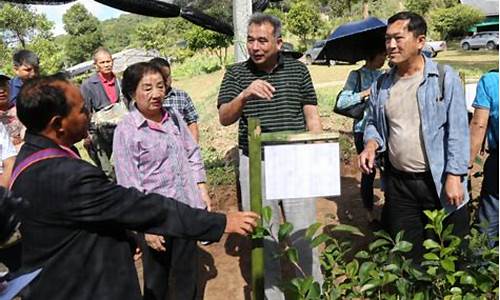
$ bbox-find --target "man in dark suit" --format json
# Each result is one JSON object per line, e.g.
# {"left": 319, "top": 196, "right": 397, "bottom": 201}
{"left": 11, "top": 74, "right": 258, "bottom": 300}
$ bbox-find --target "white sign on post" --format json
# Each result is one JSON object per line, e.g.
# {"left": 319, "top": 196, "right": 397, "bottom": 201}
{"left": 263, "top": 143, "right": 341, "bottom": 200}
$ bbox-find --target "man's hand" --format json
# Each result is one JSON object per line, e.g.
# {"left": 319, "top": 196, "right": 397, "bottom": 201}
{"left": 360, "top": 88, "right": 371, "bottom": 100}
{"left": 241, "top": 79, "right": 275, "bottom": 101}
{"left": 133, "top": 247, "right": 142, "bottom": 261}
{"left": 358, "top": 140, "right": 379, "bottom": 174}
{"left": 445, "top": 174, "right": 465, "bottom": 207}
{"left": 198, "top": 183, "right": 212, "bottom": 212}
{"left": 144, "top": 233, "right": 166, "bottom": 252}
{"left": 225, "top": 211, "right": 259, "bottom": 235}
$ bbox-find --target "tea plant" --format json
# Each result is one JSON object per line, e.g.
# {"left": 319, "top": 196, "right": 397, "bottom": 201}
{"left": 254, "top": 207, "right": 499, "bottom": 299}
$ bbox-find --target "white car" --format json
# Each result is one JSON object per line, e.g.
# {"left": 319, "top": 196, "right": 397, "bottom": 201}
{"left": 304, "top": 40, "right": 334, "bottom": 65}
{"left": 423, "top": 40, "right": 447, "bottom": 57}
{"left": 460, "top": 31, "right": 499, "bottom": 50}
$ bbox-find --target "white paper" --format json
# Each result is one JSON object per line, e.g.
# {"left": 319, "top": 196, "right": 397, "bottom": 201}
{"left": 264, "top": 143, "right": 341, "bottom": 200}
{"left": 465, "top": 83, "right": 477, "bottom": 113}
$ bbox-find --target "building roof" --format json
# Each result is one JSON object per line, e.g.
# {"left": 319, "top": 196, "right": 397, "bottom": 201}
{"left": 461, "top": 0, "right": 499, "bottom": 17}
{"left": 65, "top": 48, "right": 160, "bottom": 77}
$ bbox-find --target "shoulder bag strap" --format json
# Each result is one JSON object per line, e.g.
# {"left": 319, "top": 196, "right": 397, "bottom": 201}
{"left": 9, "top": 148, "right": 73, "bottom": 190}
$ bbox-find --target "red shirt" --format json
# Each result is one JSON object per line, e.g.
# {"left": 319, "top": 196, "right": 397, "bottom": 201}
{"left": 98, "top": 72, "right": 118, "bottom": 104}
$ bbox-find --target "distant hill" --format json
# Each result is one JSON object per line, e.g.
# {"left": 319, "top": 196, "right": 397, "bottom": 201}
{"left": 101, "top": 14, "right": 155, "bottom": 53}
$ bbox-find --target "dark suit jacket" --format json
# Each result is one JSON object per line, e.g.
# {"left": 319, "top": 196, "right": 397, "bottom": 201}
{"left": 80, "top": 73, "right": 121, "bottom": 113}
{"left": 12, "top": 133, "right": 226, "bottom": 300}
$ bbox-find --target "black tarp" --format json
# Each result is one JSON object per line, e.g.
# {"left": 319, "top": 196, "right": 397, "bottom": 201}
{"left": 1, "top": 0, "right": 273, "bottom": 36}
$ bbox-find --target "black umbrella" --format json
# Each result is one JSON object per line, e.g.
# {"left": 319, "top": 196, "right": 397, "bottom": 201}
{"left": 317, "top": 17, "right": 387, "bottom": 63}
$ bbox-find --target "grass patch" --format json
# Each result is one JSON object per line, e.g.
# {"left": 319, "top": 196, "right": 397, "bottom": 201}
{"left": 435, "top": 47, "right": 499, "bottom": 79}
{"left": 316, "top": 85, "right": 342, "bottom": 117}
{"left": 202, "top": 147, "right": 236, "bottom": 186}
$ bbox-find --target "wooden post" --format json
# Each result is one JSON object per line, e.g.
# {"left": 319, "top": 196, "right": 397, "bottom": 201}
{"left": 248, "top": 118, "right": 264, "bottom": 300}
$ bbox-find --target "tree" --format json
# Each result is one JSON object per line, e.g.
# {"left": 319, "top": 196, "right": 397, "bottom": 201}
{"left": 62, "top": 4, "right": 103, "bottom": 65}
{"left": 430, "top": 4, "right": 484, "bottom": 39}
{"left": 0, "top": 3, "right": 53, "bottom": 48}
{"left": 185, "top": 27, "right": 232, "bottom": 65}
{"left": 134, "top": 18, "right": 194, "bottom": 62}
{"left": 101, "top": 14, "right": 151, "bottom": 53}
{"left": 29, "top": 37, "right": 64, "bottom": 74}
{"left": 404, "top": 0, "right": 432, "bottom": 16}
{"left": 0, "top": 3, "right": 63, "bottom": 75}
{"left": 287, "top": 0, "right": 323, "bottom": 50}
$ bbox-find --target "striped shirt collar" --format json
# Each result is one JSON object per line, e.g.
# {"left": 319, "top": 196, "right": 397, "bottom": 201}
{"left": 247, "top": 52, "right": 285, "bottom": 74}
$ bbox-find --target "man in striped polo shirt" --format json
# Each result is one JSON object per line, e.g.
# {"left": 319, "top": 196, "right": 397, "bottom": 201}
{"left": 217, "top": 13, "right": 322, "bottom": 300}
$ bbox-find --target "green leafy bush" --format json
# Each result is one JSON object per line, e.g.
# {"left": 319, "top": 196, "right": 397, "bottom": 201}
{"left": 254, "top": 208, "right": 499, "bottom": 299}
{"left": 171, "top": 54, "right": 222, "bottom": 79}
{"left": 430, "top": 5, "right": 484, "bottom": 40}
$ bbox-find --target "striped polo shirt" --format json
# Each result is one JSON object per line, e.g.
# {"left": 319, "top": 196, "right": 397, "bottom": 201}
{"left": 217, "top": 54, "right": 318, "bottom": 155}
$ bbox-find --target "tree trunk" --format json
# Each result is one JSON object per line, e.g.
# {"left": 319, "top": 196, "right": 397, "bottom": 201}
{"left": 362, "top": 0, "right": 369, "bottom": 19}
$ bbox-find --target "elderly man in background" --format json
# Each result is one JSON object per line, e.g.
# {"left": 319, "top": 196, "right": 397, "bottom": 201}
{"left": 81, "top": 47, "right": 122, "bottom": 179}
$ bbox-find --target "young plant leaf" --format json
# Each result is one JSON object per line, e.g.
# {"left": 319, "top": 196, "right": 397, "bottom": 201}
{"left": 262, "top": 206, "right": 272, "bottom": 225}
{"left": 331, "top": 224, "right": 365, "bottom": 236}
{"left": 305, "top": 222, "right": 322, "bottom": 241}
{"left": 278, "top": 222, "right": 294, "bottom": 242}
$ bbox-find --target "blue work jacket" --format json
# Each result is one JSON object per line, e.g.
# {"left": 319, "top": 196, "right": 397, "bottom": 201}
{"left": 364, "top": 55, "right": 470, "bottom": 212}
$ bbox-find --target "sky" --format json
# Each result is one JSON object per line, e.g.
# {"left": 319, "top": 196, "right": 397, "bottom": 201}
{"left": 32, "top": 0, "right": 125, "bottom": 35}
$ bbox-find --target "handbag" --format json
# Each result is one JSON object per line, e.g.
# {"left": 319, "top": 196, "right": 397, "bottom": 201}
{"left": 333, "top": 70, "right": 367, "bottom": 119}
{"left": 91, "top": 100, "right": 128, "bottom": 127}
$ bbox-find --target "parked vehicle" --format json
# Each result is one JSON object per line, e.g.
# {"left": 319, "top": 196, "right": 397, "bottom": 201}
{"left": 423, "top": 40, "right": 447, "bottom": 57}
{"left": 304, "top": 40, "right": 334, "bottom": 65}
{"left": 460, "top": 31, "right": 499, "bottom": 50}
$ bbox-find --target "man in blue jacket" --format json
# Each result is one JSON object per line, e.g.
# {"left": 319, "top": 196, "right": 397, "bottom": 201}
{"left": 359, "top": 12, "right": 469, "bottom": 261}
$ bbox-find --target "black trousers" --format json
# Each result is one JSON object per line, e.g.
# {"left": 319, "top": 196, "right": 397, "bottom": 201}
{"left": 141, "top": 235, "right": 199, "bottom": 300}
{"left": 354, "top": 133, "right": 376, "bottom": 210}
{"left": 382, "top": 166, "right": 469, "bottom": 262}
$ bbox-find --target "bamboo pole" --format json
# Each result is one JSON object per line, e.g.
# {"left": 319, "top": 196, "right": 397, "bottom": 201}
{"left": 459, "top": 71, "right": 465, "bottom": 88}
{"left": 261, "top": 131, "right": 339, "bottom": 143}
{"left": 248, "top": 118, "right": 264, "bottom": 300}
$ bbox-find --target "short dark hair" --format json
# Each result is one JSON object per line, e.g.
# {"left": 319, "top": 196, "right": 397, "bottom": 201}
{"left": 17, "top": 73, "right": 70, "bottom": 133}
{"left": 248, "top": 13, "right": 282, "bottom": 38}
{"left": 122, "top": 62, "right": 165, "bottom": 103}
{"left": 366, "top": 46, "right": 387, "bottom": 61}
{"left": 0, "top": 75, "right": 10, "bottom": 88}
{"left": 13, "top": 49, "right": 39, "bottom": 68}
{"left": 149, "top": 57, "right": 170, "bottom": 69}
{"left": 388, "top": 11, "right": 427, "bottom": 37}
